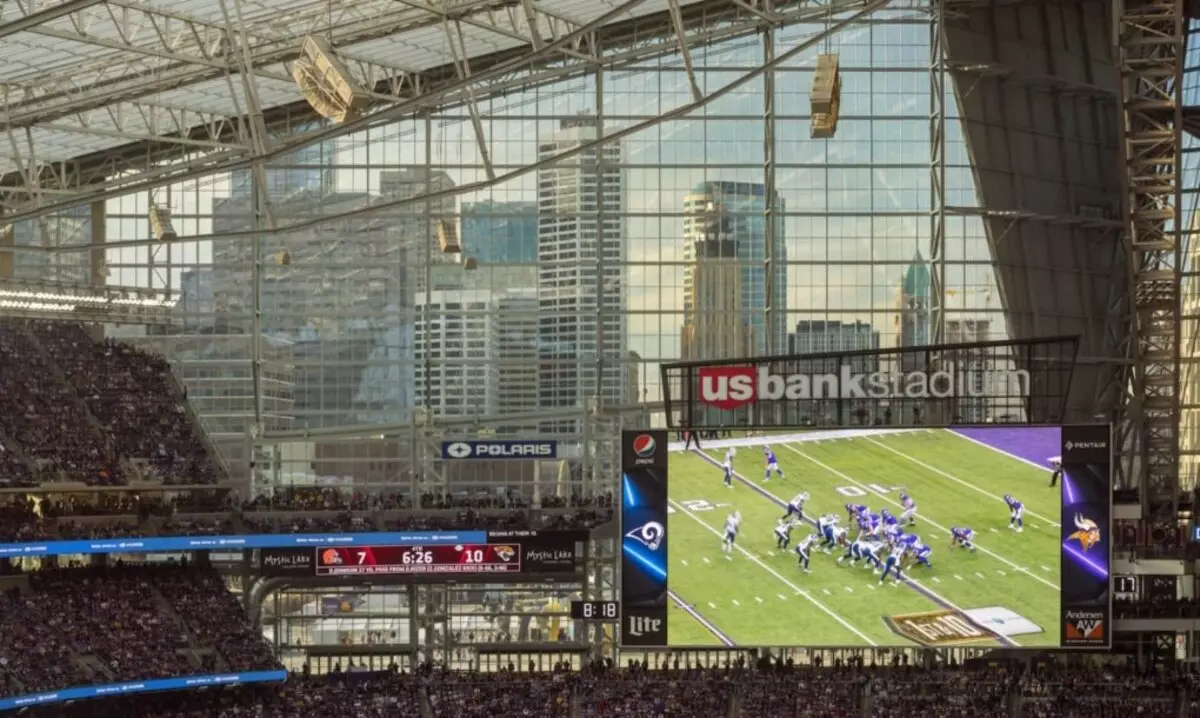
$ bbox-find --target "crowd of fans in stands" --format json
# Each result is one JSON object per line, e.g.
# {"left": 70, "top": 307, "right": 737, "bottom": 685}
{"left": 0, "top": 320, "right": 217, "bottom": 488}
{"left": 7, "top": 657, "right": 1195, "bottom": 718}
{"left": 1, "top": 322, "right": 1198, "bottom": 716}
{"left": 0, "top": 562, "right": 280, "bottom": 699}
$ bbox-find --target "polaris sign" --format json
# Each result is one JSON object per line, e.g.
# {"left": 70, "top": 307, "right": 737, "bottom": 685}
{"left": 441, "top": 441, "right": 558, "bottom": 460}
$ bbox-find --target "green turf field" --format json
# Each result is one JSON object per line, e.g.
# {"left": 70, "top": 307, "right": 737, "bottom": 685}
{"left": 665, "top": 428, "right": 1062, "bottom": 648}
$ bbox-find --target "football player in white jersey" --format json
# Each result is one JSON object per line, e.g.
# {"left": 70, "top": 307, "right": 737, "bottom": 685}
{"left": 781, "top": 492, "right": 809, "bottom": 522}
{"left": 774, "top": 518, "right": 797, "bottom": 549}
{"left": 794, "top": 532, "right": 817, "bottom": 573}
{"left": 879, "top": 542, "right": 908, "bottom": 585}
{"left": 898, "top": 491, "right": 918, "bottom": 526}
{"left": 722, "top": 510, "right": 741, "bottom": 554}
{"left": 722, "top": 448, "right": 736, "bottom": 488}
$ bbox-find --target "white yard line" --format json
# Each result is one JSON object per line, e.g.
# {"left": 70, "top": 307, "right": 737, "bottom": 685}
{"left": 687, "top": 448, "right": 1019, "bottom": 646}
{"left": 668, "top": 498, "right": 877, "bottom": 645}
{"left": 864, "top": 436, "right": 1060, "bottom": 528}
{"left": 668, "top": 428, "right": 923, "bottom": 453}
{"left": 948, "top": 430, "right": 1054, "bottom": 473}
{"left": 779, "top": 443, "right": 1060, "bottom": 592}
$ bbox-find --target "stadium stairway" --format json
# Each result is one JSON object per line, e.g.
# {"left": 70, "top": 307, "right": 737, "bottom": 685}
{"left": 143, "top": 585, "right": 217, "bottom": 670}
{"left": 0, "top": 424, "right": 39, "bottom": 484}
{"left": 162, "top": 370, "right": 232, "bottom": 483}
{"left": 418, "top": 687, "right": 434, "bottom": 718}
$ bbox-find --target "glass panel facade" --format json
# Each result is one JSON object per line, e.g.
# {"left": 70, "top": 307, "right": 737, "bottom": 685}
{"left": 10, "top": 9, "right": 1000, "bottom": 492}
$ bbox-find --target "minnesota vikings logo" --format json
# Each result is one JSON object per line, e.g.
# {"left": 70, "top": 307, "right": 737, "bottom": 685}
{"left": 1066, "top": 513, "right": 1101, "bottom": 551}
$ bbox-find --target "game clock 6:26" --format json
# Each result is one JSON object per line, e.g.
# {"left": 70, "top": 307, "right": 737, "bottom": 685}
{"left": 570, "top": 600, "right": 621, "bottom": 620}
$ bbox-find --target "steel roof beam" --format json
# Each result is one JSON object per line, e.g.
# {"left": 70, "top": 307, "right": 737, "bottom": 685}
{"left": 0, "top": 0, "right": 104, "bottom": 40}
{"left": 1, "top": 0, "right": 882, "bottom": 221}
{"left": 43, "top": 0, "right": 893, "bottom": 253}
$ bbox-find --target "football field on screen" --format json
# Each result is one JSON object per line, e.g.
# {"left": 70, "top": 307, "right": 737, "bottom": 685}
{"left": 664, "top": 428, "right": 1063, "bottom": 648}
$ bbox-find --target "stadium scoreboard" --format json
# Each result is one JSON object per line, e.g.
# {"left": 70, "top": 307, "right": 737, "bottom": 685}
{"left": 570, "top": 600, "right": 621, "bottom": 620}
{"left": 259, "top": 530, "right": 586, "bottom": 578}
{"left": 317, "top": 544, "right": 519, "bottom": 576}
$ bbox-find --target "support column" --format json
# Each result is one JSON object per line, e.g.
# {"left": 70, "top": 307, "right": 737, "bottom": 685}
{"left": 1113, "top": 0, "right": 1184, "bottom": 516}
{"left": 928, "top": 0, "right": 947, "bottom": 345}
{"left": 0, "top": 214, "right": 12, "bottom": 279}
{"left": 89, "top": 200, "right": 105, "bottom": 287}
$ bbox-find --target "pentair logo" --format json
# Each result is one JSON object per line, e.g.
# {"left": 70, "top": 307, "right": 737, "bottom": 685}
{"left": 633, "top": 434, "right": 657, "bottom": 458}
{"left": 696, "top": 364, "right": 1029, "bottom": 410}
{"left": 446, "top": 442, "right": 472, "bottom": 459}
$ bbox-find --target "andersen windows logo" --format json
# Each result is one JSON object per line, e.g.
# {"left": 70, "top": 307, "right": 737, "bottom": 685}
{"left": 697, "top": 365, "right": 1030, "bottom": 410}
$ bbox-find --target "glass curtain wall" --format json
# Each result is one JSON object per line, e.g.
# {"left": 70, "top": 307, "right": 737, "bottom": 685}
{"left": 17, "top": 8, "right": 998, "bottom": 489}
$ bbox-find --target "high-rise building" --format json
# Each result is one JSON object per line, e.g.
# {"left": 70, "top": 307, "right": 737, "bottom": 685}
{"left": 461, "top": 200, "right": 537, "bottom": 263}
{"left": 229, "top": 140, "right": 336, "bottom": 198}
{"left": 895, "top": 250, "right": 931, "bottom": 371}
{"left": 681, "top": 237, "right": 755, "bottom": 361}
{"left": 536, "top": 117, "right": 627, "bottom": 431}
{"left": 945, "top": 318, "right": 994, "bottom": 423}
{"left": 415, "top": 288, "right": 538, "bottom": 419}
{"left": 790, "top": 319, "right": 881, "bottom": 355}
{"left": 789, "top": 319, "right": 881, "bottom": 375}
{"left": 682, "top": 181, "right": 788, "bottom": 356}
{"left": 12, "top": 205, "right": 92, "bottom": 283}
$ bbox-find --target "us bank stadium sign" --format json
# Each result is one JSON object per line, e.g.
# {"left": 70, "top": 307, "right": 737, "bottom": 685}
{"left": 660, "top": 336, "right": 1078, "bottom": 430}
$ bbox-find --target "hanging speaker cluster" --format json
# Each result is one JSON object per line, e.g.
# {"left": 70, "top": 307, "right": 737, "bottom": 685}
{"left": 810, "top": 53, "right": 842, "bottom": 139}
{"left": 292, "top": 36, "right": 372, "bottom": 124}
{"left": 148, "top": 204, "right": 177, "bottom": 241}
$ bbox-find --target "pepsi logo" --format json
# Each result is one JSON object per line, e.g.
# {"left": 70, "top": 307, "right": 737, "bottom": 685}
{"left": 633, "top": 434, "right": 657, "bottom": 458}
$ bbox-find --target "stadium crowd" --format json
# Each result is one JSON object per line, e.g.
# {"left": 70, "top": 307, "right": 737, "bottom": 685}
{"left": 7, "top": 659, "right": 1195, "bottom": 717}
{"left": 0, "top": 320, "right": 217, "bottom": 487}
{"left": 0, "top": 562, "right": 281, "bottom": 698}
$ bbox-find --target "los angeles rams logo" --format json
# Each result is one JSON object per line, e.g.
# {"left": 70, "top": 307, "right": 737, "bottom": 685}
{"left": 625, "top": 521, "right": 665, "bottom": 551}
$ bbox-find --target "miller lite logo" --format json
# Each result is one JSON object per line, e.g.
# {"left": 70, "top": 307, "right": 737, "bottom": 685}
{"left": 625, "top": 521, "right": 665, "bottom": 552}
{"left": 627, "top": 615, "right": 663, "bottom": 637}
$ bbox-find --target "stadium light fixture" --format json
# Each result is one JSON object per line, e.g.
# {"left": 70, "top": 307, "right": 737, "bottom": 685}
{"left": 292, "top": 36, "right": 372, "bottom": 124}
{"left": 0, "top": 278, "right": 175, "bottom": 325}
{"left": 149, "top": 204, "right": 177, "bottom": 241}
{"left": 810, "top": 53, "right": 842, "bottom": 139}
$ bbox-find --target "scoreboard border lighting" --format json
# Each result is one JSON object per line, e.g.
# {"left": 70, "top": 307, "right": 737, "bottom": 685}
{"left": 0, "top": 531, "right": 486, "bottom": 559}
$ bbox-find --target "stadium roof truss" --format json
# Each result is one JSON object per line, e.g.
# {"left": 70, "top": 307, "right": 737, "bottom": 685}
{"left": 0, "top": 0, "right": 901, "bottom": 222}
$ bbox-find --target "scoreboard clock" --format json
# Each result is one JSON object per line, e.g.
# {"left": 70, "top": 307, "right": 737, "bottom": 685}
{"left": 570, "top": 600, "right": 621, "bottom": 620}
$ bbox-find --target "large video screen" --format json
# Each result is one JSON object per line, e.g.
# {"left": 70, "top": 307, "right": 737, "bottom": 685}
{"left": 620, "top": 426, "right": 1111, "bottom": 649}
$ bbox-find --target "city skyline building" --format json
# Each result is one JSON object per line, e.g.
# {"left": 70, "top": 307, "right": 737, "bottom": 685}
{"left": 414, "top": 288, "right": 538, "bottom": 419}
{"left": 461, "top": 200, "right": 538, "bottom": 264}
{"left": 682, "top": 181, "right": 788, "bottom": 356}
{"left": 680, "top": 237, "right": 755, "bottom": 361}
{"left": 945, "top": 317, "right": 994, "bottom": 423}
{"left": 895, "top": 250, "right": 931, "bottom": 372}
{"left": 536, "top": 116, "right": 628, "bottom": 432}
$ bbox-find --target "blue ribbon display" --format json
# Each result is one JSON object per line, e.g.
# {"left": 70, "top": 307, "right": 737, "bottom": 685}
{"left": 0, "top": 531, "right": 488, "bottom": 558}
{"left": 0, "top": 670, "right": 289, "bottom": 711}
